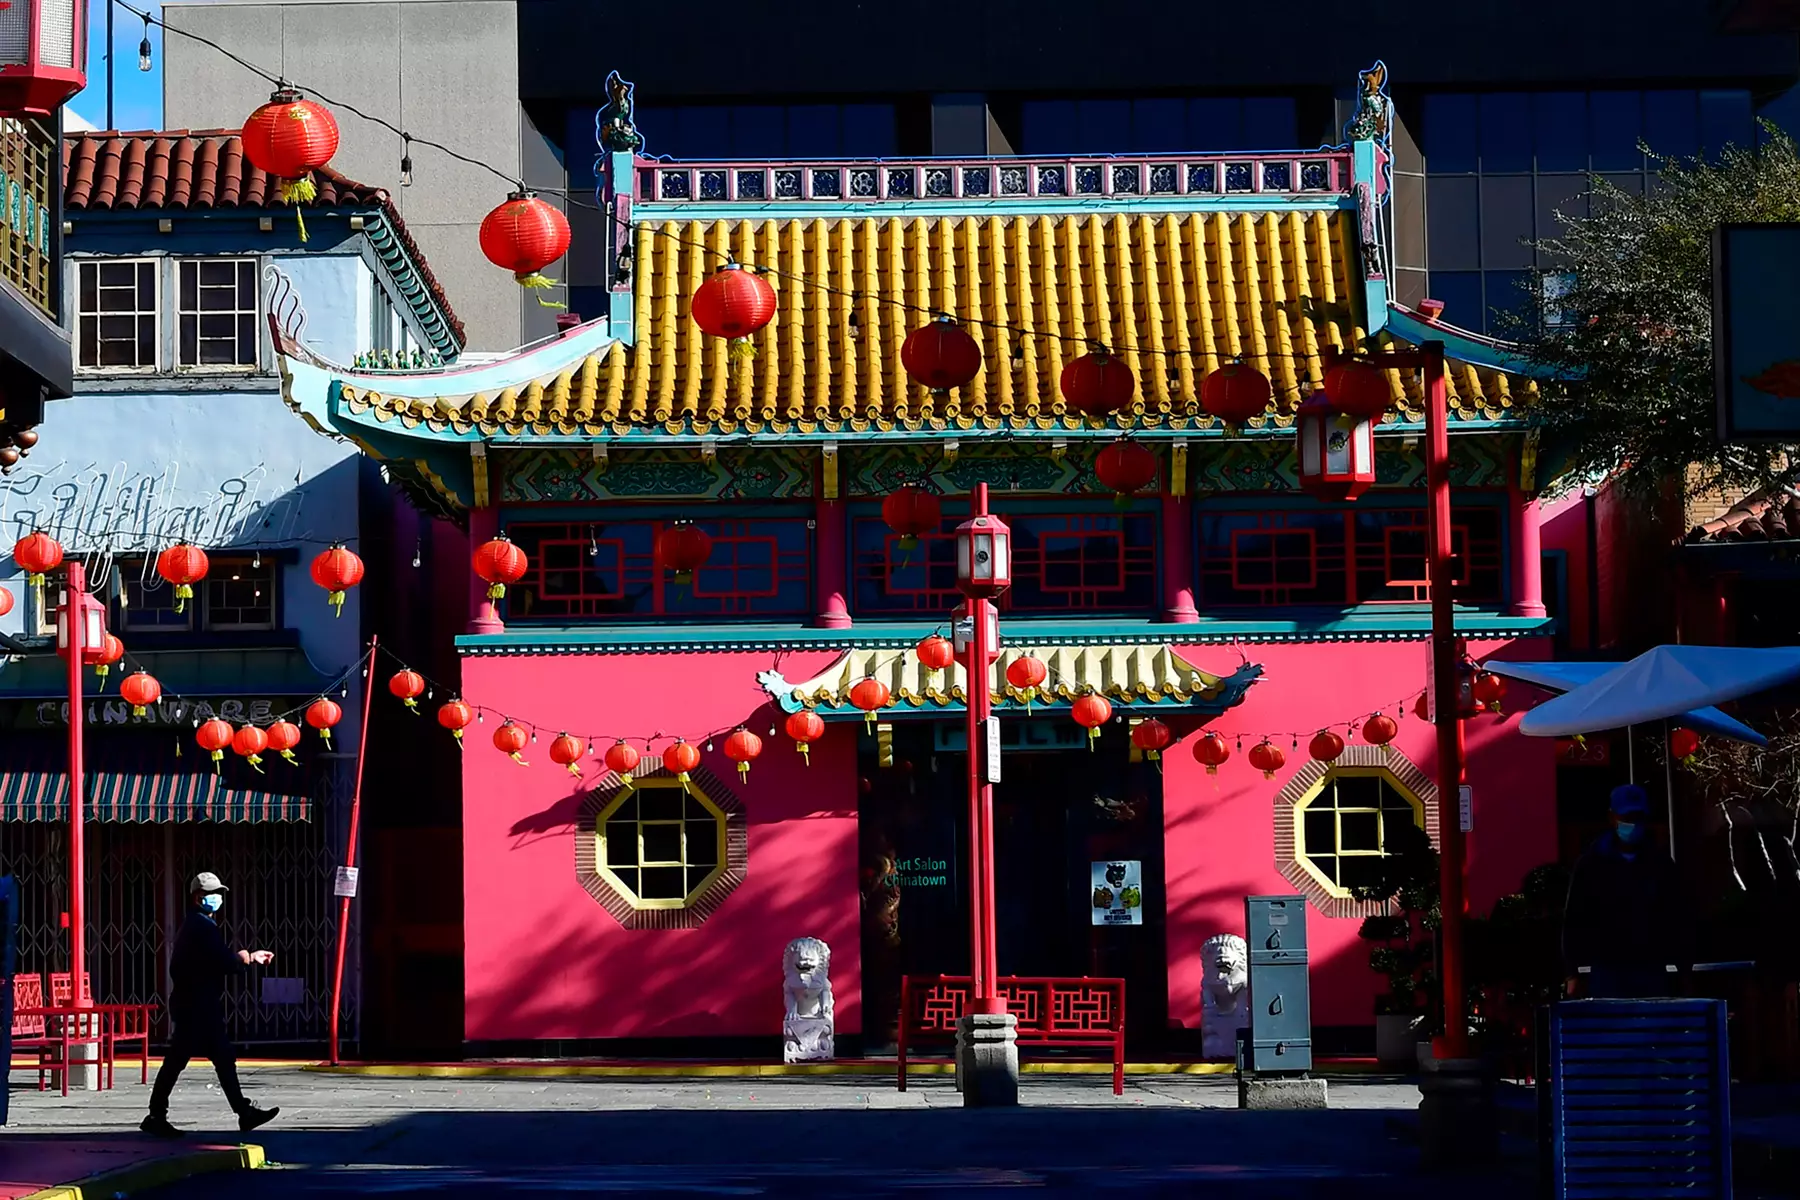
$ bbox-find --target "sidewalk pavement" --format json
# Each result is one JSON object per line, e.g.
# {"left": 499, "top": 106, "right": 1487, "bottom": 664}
{"left": 1, "top": 1141, "right": 264, "bottom": 1200}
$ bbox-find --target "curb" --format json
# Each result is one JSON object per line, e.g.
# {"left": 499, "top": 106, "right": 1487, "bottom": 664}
{"left": 18, "top": 1143, "right": 266, "bottom": 1200}
{"left": 303, "top": 1060, "right": 1248, "bottom": 1080}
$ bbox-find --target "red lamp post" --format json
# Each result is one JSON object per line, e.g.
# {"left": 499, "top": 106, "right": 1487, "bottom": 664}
{"left": 55, "top": 561, "right": 105, "bottom": 1019}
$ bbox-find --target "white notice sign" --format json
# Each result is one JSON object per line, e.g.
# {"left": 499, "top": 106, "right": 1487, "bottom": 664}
{"left": 1459, "top": 785, "right": 1474, "bottom": 834}
{"left": 1090, "top": 861, "right": 1144, "bottom": 926}
{"left": 334, "top": 866, "right": 360, "bottom": 899}
{"left": 983, "top": 716, "right": 1002, "bottom": 784}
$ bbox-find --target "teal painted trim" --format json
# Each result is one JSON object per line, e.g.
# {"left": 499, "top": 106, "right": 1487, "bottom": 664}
{"left": 454, "top": 612, "right": 1555, "bottom": 655}
{"left": 609, "top": 287, "right": 634, "bottom": 343}
{"left": 779, "top": 660, "right": 1265, "bottom": 721}
{"left": 1384, "top": 306, "right": 1552, "bottom": 378}
{"left": 633, "top": 196, "right": 1354, "bottom": 221}
{"left": 363, "top": 212, "right": 462, "bottom": 358}
{"left": 323, "top": 323, "right": 617, "bottom": 402}
{"left": 1351, "top": 140, "right": 1388, "bottom": 329}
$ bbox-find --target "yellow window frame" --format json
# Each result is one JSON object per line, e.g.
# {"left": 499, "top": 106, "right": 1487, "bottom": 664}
{"left": 593, "top": 777, "right": 729, "bottom": 910}
{"left": 1290, "top": 765, "right": 1426, "bottom": 900}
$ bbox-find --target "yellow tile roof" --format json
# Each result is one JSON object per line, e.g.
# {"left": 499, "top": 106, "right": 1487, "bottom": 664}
{"left": 780, "top": 644, "right": 1242, "bottom": 713}
{"left": 341, "top": 211, "right": 1533, "bottom": 437}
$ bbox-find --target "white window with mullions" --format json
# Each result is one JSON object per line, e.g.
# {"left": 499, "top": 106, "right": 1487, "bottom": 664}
{"left": 76, "top": 258, "right": 158, "bottom": 371}
{"left": 176, "top": 258, "right": 261, "bottom": 369}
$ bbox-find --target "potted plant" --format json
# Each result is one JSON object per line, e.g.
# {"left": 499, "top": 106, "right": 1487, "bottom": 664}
{"left": 1351, "top": 821, "right": 1441, "bottom": 1069}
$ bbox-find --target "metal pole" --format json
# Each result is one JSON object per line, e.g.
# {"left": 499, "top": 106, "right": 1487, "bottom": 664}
{"left": 105, "top": 0, "right": 114, "bottom": 133}
{"left": 327, "top": 633, "right": 377, "bottom": 1066}
{"left": 66, "top": 561, "right": 90, "bottom": 1010}
{"left": 964, "top": 483, "right": 1004, "bottom": 1015}
{"left": 1423, "top": 343, "right": 1470, "bottom": 1061}
{"left": 964, "top": 594, "right": 985, "bottom": 1004}
{"left": 1627, "top": 724, "right": 1636, "bottom": 785}
{"left": 1662, "top": 718, "right": 1677, "bottom": 861}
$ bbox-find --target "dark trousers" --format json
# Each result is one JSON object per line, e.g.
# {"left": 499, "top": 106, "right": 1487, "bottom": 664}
{"left": 149, "top": 1016, "right": 247, "bottom": 1117}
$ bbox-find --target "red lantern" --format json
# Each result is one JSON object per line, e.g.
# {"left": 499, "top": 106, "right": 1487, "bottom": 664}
{"left": 1132, "top": 718, "right": 1173, "bottom": 761}
{"left": 1670, "top": 727, "right": 1701, "bottom": 765}
{"left": 1472, "top": 671, "right": 1507, "bottom": 714}
{"left": 196, "top": 719, "right": 234, "bottom": 772}
{"left": 901, "top": 316, "right": 982, "bottom": 394}
{"left": 493, "top": 722, "right": 530, "bottom": 765}
{"left": 266, "top": 720, "right": 302, "bottom": 765}
{"left": 1005, "top": 654, "right": 1048, "bottom": 711}
{"left": 0, "top": 0, "right": 89, "bottom": 117}
{"left": 663, "top": 738, "right": 701, "bottom": 787}
{"left": 437, "top": 700, "right": 475, "bottom": 747}
{"left": 1295, "top": 395, "right": 1375, "bottom": 501}
{"left": 0, "top": 585, "right": 11, "bottom": 617}
{"left": 388, "top": 669, "right": 425, "bottom": 712}
{"left": 1309, "top": 730, "right": 1346, "bottom": 762}
{"left": 1193, "top": 731, "right": 1232, "bottom": 774}
{"left": 240, "top": 89, "right": 341, "bottom": 240}
{"left": 656, "top": 523, "right": 712, "bottom": 585}
{"left": 472, "top": 536, "right": 529, "bottom": 601}
{"left": 1200, "top": 362, "right": 1273, "bottom": 426}
{"left": 1060, "top": 348, "right": 1136, "bottom": 417}
{"left": 549, "top": 734, "right": 586, "bottom": 777}
{"left": 13, "top": 531, "right": 63, "bottom": 584}
{"left": 120, "top": 670, "right": 161, "bottom": 718}
{"left": 785, "top": 709, "right": 825, "bottom": 766}
{"left": 1361, "top": 713, "right": 1398, "bottom": 755}
{"left": 155, "top": 543, "right": 210, "bottom": 614}
{"left": 1413, "top": 692, "right": 1430, "bottom": 721}
{"left": 1071, "top": 692, "right": 1113, "bottom": 751}
{"left": 881, "top": 485, "right": 942, "bottom": 551}
{"left": 849, "top": 676, "right": 890, "bottom": 730}
{"left": 915, "top": 634, "right": 954, "bottom": 673}
{"left": 93, "top": 632, "right": 123, "bottom": 683}
{"left": 311, "top": 545, "right": 364, "bottom": 617}
{"left": 691, "top": 263, "right": 779, "bottom": 358}
{"left": 480, "top": 191, "right": 572, "bottom": 291}
{"left": 1323, "top": 359, "right": 1392, "bottom": 420}
{"left": 305, "top": 697, "right": 342, "bottom": 747}
{"left": 232, "top": 725, "right": 269, "bottom": 772}
{"left": 1248, "top": 739, "right": 1286, "bottom": 780}
{"left": 1093, "top": 440, "right": 1158, "bottom": 507}
{"left": 604, "top": 740, "right": 641, "bottom": 779}
{"left": 724, "top": 727, "right": 764, "bottom": 782}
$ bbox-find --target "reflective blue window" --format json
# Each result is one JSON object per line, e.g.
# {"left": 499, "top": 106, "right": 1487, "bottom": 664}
{"left": 568, "top": 108, "right": 602, "bottom": 184}
{"left": 1758, "top": 85, "right": 1800, "bottom": 143}
{"left": 1643, "top": 90, "right": 1699, "bottom": 160}
{"left": 1427, "top": 271, "right": 1483, "bottom": 333}
{"left": 1532, "top": 93, "right": 1587, "bottom": 171}
{"left": 1699, "top": 90, "right": 1754, "bottom": 162}
{"left": 732, "top": 106, "right": 785, "bottom": 158}
{"left": 1485, "top": 270, "right": 1533, "bottom": 334}
{"left": 1132, "top": 98, "right": 1186, "bottom": 152}
{"left": 1186, "top": 98, "right": 1242, "bottom": 150}
{"left": 1021, "top": 100, "right": 1079, "bottom": 153}
{"left": 1478, "top": 94, "right": 1532, "bottom": 172}
{"left": 673, "top": 107, "right": 731, "bottom": 158}
{"left": 786, "top": 106, "right": 840, "bottom": 157}
{"left": 1241, "top": 98, "right": 1297, "bottom": 149}
{"left": 1077, "top": 99, "right": 1132, "bottom": 152}
{"left": 1423, "top": 94, "right": 1478, "bottom": 173}
{"left": 1589, "top": 92, "right": 1643, "bottom": 171}
{"left": 841, "top": 105, "right": 898, "bottom": 157}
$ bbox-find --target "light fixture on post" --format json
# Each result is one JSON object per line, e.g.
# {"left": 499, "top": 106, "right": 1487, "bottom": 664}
{"left": 0, "top": 0, "right": 89, "bottom": 117}
{"left": 953, "top": 502, "right": 1011, "bottom": 599}
{"left": 1295, "top": 394, "right": 1375, "bottom": 501}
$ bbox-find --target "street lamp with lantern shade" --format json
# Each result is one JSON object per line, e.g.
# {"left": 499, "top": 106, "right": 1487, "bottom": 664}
{"left": 1295, "top": 394, "right": 1376, "bottom": 501}
{"left": 54, "top": 560, "right": 104, "bottom": 1085}
{"left": 951, "top": 483, "right": 1018, "bottom": 1106}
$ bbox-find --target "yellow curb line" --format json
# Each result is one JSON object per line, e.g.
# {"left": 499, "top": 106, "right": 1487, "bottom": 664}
{"left": 303, "top": 1061, "right": 1261, "bottom": 1079}
{"left": 19, "top": 1143, "right": 266, "bottom": 1200}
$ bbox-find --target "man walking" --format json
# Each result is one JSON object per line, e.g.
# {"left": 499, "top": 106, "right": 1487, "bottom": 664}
{"left": 1563, "top": 784, "right": 1691, "bottom": 999}
{"left": 141, "top": 872, "right": 279, "bottom": 1137}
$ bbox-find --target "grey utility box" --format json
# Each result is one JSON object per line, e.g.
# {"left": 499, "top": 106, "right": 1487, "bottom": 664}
{"left": 1244, "top": 894, "right": 1314, "bottom": 1074}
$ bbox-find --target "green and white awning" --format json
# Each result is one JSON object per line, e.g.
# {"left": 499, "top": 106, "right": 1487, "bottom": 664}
{"left": 0, "top": 738, "right": 313, "bottom": 823}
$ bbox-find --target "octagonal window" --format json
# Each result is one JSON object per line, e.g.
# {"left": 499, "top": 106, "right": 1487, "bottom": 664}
{"left": 577, "top": 763, "right": 747, "bottom": 929}
{"left": 1295, "top": 768, "right": 1425, "bottom": 897}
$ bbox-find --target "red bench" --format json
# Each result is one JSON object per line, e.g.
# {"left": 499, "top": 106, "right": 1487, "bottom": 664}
{"left": 11, "top": 974, "right": 153, "bottom": 1093}
{"left": 898, "top": 975, "right": 1127, "bottom": 1095}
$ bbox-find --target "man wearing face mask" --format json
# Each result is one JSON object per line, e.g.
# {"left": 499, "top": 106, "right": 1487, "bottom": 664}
{"left": 141, "top": 872, "right": 280, "bottom": 1137}
{"left": 1563, "top": 785, "right": 1690, "bottom": 999}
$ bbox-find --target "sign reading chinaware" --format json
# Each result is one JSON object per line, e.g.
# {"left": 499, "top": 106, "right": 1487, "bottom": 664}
{"left": 15, "top": 697, "right": 289, "bottom": 730}
{"left": 1090, "top": 860, "right": 1144, "bottom": 927}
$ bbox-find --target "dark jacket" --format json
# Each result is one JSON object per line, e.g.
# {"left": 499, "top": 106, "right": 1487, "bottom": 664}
{"left": 1563, "top": 831, "right": 1691, "bottom": 975}
{"left": 169, "top": 909, "right": 244, "bottom": 1023}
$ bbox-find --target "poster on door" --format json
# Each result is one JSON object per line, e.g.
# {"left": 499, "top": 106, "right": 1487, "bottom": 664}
{"left": 1090, "top": 860, "right": 1144, "bottom": 926}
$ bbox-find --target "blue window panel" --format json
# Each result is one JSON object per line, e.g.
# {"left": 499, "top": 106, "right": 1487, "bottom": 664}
{"left": 1643, "top": 90, "right": 1699, "bottom": 160}
{"left": 1589, "top": 92, "right": 1643, "bottom": 171}
{"left": 568, "top": 108, "right": 602, "bottom": 183}
{"left": 678, "top": 106, "right": 732, "bottom": 159}
{"left": 1532, "top": 93, "right": 1587, "bottom": 171}
{"left": 1132, "top": 98, "right": 1186, "bottom": 153}
{"left": 731, "top": 106, "right": 786, "bottom": 158}
{"left": 1021, "top": 99, "right": 1079, "bottom": 154}
{"left": 1187, "top": 98, "right": 1244, "bottom": 150}
{"left": 1426, "top": 175, "right": 1480, "bottom": 270}
{"left": 1485, "top": 269, "right": 1533, "bottom": 335}
{"left": 1478, "top": 94, "right": 1532, "bottom": 172}
{"left": 1758, "top": 85, "right": 1800, "bottom": 143}
{"left": 568, "top": 287, "right": 610, "bottom": 323}
{"left": 1423, "top": 94, "right": 1478, "bottom": 172}
{"left": 1241, "top": 98, "right": 1297, "bottom": 150}
{"left": 787, "top": 106, "right": 841, "bottom": 157}
{"left": 1699, "top": 90, "right": 1755, "bottom": 162}
{"left": 841, "top": 104, "right": 898, "bottom": 157}
{"left": 1077, "top": 99, "right": 1132, "bottom": 154}
{"left": 1427, "top": 271, "right": 1483, "bottom": 333}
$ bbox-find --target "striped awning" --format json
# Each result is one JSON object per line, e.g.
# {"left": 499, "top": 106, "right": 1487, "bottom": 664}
{"left": 0, "top": 738, "right": 313, "bottom": 823}
{"left": 763, "top": 644, "right": 1262, "bottom": 719}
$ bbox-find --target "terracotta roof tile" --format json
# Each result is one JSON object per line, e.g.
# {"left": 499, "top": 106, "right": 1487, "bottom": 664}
{"left": 1688, "top": 492, "right": 1800, "bottom": 543}
{"left": 62, "top": 129, "right": 464, "bottom": 349}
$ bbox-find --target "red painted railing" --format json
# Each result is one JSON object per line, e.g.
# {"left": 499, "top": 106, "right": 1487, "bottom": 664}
{"left": 897, "top": 973, "right": 1127, "bottom": 1095}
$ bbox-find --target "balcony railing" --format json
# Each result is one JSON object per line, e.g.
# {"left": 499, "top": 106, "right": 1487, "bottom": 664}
{"left": 0, "top": 115, "right": 55, "bottom": 319}
{"left": 635, "top": 150, "right": 1354, "bottom": 207}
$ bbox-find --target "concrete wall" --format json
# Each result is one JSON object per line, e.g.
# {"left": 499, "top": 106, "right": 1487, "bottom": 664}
{"left": 161, "top": 0, "right": 528, "bottom": 354}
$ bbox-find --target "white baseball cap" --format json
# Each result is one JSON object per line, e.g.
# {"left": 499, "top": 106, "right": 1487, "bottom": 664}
{"left": 188, "top": 871, "right": 229, "bottom": 893}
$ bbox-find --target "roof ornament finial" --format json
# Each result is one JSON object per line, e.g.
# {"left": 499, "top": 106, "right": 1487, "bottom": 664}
{"left": 598, "top": 71, "right": 645, "bottom": 154}
{"left": 262, "top": 264, "right": 310, "bottom": 359}
{"left": 1343, "top": 60, "right": 1391, "bottom": 148}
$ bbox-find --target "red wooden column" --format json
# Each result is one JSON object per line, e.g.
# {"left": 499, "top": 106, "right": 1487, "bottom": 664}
{"left": 1508, "top": 476, "right": 1547, "bottom": 618}
{"left": 467, "top": 506, "right": 504, "bottom": 634}
{"left": 815, "top": 447, "right": 851, "bottom": 629}
{"left": 1159, "top": 442, "right": 1198, "bottom": 622}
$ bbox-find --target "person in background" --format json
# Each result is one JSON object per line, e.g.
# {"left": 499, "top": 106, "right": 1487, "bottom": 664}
{"left": 1563, "top": 784, "right": 1691, "bottom": 999}
{"left": 141, "top": 872, "right": 279, "bottom": 1137}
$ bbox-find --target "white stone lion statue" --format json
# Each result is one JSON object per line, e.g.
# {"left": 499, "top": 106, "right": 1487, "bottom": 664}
{"left": 782, "top": 936, "right": 834, "bottom": 1062}
{"left": 1200, "top": 933, "right": 1250, "bottom": 1060}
